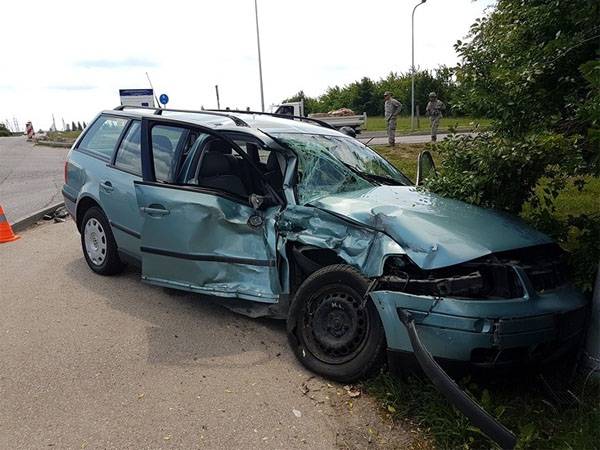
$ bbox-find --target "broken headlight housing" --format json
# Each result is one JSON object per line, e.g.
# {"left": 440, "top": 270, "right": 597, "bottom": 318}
{"left": 380, "top": 244, "right": 567, "bottom": 300}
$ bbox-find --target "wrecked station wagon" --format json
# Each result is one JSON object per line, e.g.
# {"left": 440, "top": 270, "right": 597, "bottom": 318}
{"left": 62, "top": 106, "right": 588, "bottom": 382}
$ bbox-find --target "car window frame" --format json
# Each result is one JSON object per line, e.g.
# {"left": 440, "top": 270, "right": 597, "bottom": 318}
{"left": 75, "top": 114, "right": 131, "bottom": 162}
{"left": 139, "top": 117, "right": 284, "bottom": 207}
{"left": 108, "top": 119, "right": 143, "bottom": 177}
{"left": 149, "top": 123, "right": 190, "bottom": 183}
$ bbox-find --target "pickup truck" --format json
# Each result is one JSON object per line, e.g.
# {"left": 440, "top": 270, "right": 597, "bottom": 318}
{"left": 272, "top": 100, "right": 367, "bottom": 133}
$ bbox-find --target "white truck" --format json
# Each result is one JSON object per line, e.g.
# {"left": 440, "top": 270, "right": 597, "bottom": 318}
{"left": 271, "top": 101, "right": 367, "bottom": 133}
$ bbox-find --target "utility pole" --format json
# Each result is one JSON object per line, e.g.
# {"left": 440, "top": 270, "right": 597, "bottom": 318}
{"left": 411, "top": 0, "right": 427, "bottom": 130}
{"left": 215, "top": 85, "right": 221, "bottom": 109}
{"left": 254, "top": 0, "right": 265, "bottom": 112}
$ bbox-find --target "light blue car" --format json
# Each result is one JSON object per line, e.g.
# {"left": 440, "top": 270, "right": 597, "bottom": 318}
{"left": 62, "top": 106, "right": 588, "bottom": 383}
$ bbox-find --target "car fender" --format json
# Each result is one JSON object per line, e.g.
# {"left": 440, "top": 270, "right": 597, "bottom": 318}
{"left": 277, "top": 205, "right": 405, "bottom": 277}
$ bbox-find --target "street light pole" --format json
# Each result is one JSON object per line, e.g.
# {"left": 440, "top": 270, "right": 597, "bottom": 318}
{"left": 411, "top": 0, "right": 427, "bottom": 130}
{"left": 254, "top": 0, "right": 265, "bottom": 112}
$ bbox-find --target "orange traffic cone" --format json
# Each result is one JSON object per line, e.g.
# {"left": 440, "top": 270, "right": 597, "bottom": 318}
{"left": 0, "top": 205, "right": 20, "bottom": 243}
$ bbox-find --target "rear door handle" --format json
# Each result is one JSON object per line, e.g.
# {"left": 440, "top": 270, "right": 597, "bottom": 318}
{"left": 141, "top": 205, "right": 170, "bottom": 216}
{"left": 100, "top": 180, "right": 114, "bottom": 192}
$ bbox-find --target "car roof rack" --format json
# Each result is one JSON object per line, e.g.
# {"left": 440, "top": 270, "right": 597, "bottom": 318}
{"left": 205, "top": 109, "right": 336, "bottom": 130}
{"left": 113, "top": 105, "right": 250, "bottom": 127}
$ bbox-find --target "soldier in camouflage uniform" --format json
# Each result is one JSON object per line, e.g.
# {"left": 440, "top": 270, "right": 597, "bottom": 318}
{"left": 425, "top": 92, "right": 445, "bottom": 142}
{"left": 384, "top": 91, "right": 402, "bottom": 147}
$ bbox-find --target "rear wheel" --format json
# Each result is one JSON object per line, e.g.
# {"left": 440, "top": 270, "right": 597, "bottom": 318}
{"left": 80, "top": 207, "right": 124, "bottom": 275}
{"left": 287, "top": 264, "right": 386, "bottom": 382}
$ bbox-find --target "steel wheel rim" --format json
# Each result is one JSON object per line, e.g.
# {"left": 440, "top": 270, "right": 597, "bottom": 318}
{"left": 301, "top": 287, "right": 370, "bottom": 365}
{"left": 84, "top": 218, "right": 107, "bottom": 266}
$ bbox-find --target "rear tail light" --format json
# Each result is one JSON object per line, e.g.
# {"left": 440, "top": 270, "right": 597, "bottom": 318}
{"left": 64, "top": 161, "right": 68, "bottom": 184}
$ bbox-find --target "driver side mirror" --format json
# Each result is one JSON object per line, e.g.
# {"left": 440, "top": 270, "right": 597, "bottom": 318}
{"left": 416, "top": 150, "right": 436, "bottom": 186}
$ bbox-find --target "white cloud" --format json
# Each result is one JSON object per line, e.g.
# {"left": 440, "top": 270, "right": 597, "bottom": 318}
{"left": 0, "top": 0, "right": 495, "bottom": 130}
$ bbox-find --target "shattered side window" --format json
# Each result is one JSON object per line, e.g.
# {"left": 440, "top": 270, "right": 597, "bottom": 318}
{"left": 274, "top": 134, "right": 372, "bottom": 204}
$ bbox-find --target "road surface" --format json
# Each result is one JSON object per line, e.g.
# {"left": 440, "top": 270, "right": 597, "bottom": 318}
{"left": 0, "top": 137, "right": 68, "bottom": 223}
{"left": 358, "top": 131, "right": 476, "bottom": 146}
{"left": 0, "top": 220, "right": 413, "bottom": 449}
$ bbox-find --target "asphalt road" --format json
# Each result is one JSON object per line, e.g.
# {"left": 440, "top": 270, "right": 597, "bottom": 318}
{"left": 0, "top": 220, "right": 412, "bottom": 449}
{"left": 0, "top": 137, "right": 68, "bottom": 223}
{"left": 358, "top": 131, "right": 475, "bottom": 146}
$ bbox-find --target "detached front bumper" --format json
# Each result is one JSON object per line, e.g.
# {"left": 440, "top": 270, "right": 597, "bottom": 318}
{"left": 371, "top": 284, "right": 588, "bottom": 367}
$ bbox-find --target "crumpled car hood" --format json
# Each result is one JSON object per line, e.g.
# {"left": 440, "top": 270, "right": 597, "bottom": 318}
{"left": 311, "top": 186, "right": 553, "bottom": 270}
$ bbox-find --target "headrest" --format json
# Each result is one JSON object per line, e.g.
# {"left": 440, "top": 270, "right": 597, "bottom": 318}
{"left": 199, "top": 151, "right": 230, "bottom": 177}
{"left": 266, "top": 151, "right": 280, "bottom": 172}
{"left": 246, "top": 142, "right": 260, "bottom": 163}
{"left": 153, "top": 135, "right": 173, "bottom": 152}
{"left": 207, "top": 139, "right": 232, "bottom": 154}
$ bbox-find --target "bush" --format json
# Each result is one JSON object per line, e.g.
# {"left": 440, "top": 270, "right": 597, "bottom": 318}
{"left": 0, "top": 124, "right": 11, "bottom": 137}
{"left": 424, "top": 133, "right": 583, "bottom": 214}
{"left": 425, "top": 133, "right": 599, "bottom": 292}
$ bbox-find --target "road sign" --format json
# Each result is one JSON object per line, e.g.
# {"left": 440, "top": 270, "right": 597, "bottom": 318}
{"left": 159, "top": 94, "right": 169, "bottom": 106}
{"left": 119, "top": 89, "right": 155, "bottom": 107}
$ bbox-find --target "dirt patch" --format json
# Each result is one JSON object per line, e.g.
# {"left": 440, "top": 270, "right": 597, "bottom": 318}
{"left": 298, "top": 376, "right": 420, "bottom": 449}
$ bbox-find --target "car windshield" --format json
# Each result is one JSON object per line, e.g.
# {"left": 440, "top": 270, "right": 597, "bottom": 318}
{"left": 272, "top": 133, "right": 412, "bottom": 204}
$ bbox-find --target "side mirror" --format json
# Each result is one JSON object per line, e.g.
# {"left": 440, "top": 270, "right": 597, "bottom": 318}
{"left": 416, "top": 150, "right": 436, "bottom": 186}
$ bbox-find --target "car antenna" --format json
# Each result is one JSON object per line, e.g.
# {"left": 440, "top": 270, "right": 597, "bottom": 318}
{"left": 145, "top": 72, "right": 162, "bottom": 109}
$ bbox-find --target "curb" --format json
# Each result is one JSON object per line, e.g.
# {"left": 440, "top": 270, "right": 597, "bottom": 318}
{"left": 11, "top": 202, "right": 66, "bottom": 233}
{"left": 34, "top": 141, "right": 73, "bottom": 148}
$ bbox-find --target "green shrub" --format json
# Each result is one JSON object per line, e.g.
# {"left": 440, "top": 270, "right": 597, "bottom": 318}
{"left": 0, "top": 124, "right": 11, "bottom": 137}
{"left": 425, "top": 133, "right": 599, "bottom": 292}
{"left": 424, "top": 133, "right": 582, "bottom": 214}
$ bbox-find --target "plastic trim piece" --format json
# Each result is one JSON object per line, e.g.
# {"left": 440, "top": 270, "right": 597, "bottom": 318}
{"left": 140, "top": 246, "right": 276, "bottom": 267}
{"left": 397, "top": 309, "right": 517, "bottom": 450}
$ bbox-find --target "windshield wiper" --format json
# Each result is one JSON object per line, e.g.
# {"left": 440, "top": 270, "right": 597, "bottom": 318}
{"left": 358, "top": 171, "right": 404, "bottom": 186}
{"left": 341, "top": 162, "right": 404, "bottom": 186}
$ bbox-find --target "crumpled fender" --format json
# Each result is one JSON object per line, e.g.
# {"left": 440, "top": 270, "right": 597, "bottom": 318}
{"left": 276, "top": 205, "right": 404, "bottom": 277}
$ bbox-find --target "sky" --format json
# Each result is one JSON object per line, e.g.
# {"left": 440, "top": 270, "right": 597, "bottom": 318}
{"left": 0, "top": 0, "right": 495, "bottom": 131}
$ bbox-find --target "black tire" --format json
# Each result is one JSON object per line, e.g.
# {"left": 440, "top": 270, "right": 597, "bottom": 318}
{"left": 80, "top": 207, "right": 124, "bottom": 276}
{"left": 287, "top": 264, "right": 386, "bottom": 382}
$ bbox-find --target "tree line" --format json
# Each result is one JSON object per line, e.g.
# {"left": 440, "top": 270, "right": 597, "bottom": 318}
{"left": 283, "top": 68, "right": 457, "bottom": 116}
{"left": 66, "top": 121, "right": 87, "bottom": 132}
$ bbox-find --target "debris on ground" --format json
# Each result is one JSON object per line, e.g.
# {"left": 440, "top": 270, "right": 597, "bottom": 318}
{"left": 298, "top": 377, "right": 417, "bottom": 449}
{"left": 43, "top": 206, "right": 69, "bottom": 223}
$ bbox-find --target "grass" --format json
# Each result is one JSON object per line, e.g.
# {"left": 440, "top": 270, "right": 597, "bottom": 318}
{"left": 46, "top": 130, "right": 82, "bottom": 142}
{"left": 369, "top": 142, "right": 600, "bottom": 449}
{"left": 366, "top": 371, "right": 600, "bottom": 450}
{"left": 365, "top": 116, "right": 492, "bottom": 133}
{"left": 373, "top": 143, "right": 436, "bottom": 181}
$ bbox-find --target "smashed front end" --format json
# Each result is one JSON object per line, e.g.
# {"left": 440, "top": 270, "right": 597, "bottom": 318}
{"left": 370, "top": 244, "right": 589, "bottom": 367}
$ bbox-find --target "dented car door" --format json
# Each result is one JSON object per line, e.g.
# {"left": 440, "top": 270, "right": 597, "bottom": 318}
{"left": 134, "top": 116, "right": 281, "bottom": 302}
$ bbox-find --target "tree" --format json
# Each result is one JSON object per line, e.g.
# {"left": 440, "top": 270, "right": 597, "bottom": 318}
{"left": 453, "top": 0, "right": 600, "bottom": 138}
{"left": 281, "top": 90, "right": 321, "bottom": 116}
{"left": 281, "top": 69, "right": 459, "bottom": 116}
{"left": 71, "top": 121, "right": 76, "bottom": 132}
{"left": 425, "top": 0, "right": 600, "bottom": 292}
{"left": 77, "top": 121, "right": 82, "bottom": 131}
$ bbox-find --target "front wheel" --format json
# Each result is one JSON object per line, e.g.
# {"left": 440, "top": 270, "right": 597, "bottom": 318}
{"left": 287, "top": 264, "right": 386, "bottom": 382}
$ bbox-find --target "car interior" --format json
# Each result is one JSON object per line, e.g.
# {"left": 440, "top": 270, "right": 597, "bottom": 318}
{"left": 177, "top": 134, "right": 285, "bottom": 202}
